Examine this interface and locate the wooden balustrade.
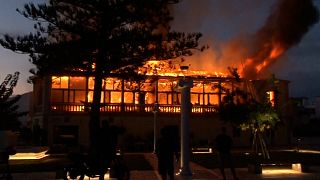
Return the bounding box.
[50,103,217,113]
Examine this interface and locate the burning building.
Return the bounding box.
[30,60,290,150]
[29,0,318,150]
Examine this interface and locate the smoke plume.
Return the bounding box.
[171,0,319,79]
[238,0,319,78]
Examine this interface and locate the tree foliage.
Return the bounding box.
[218,70,280,158]
[218,70,280,133]
[0,72,26,131]
[0,0,204,150]
[239,102,280,132]
[0,0,203,76]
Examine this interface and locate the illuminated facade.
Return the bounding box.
[30,63,291,150]
[49,75,236,113]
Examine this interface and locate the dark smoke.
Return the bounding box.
[243,0,320,78]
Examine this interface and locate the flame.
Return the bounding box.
[140,60,228,77]
[239,41,285,77]
[256,42,285,73]
[51,60,233,112]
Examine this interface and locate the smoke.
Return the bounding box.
[242,0,320,78]
[171,0,319,79]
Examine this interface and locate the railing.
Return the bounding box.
[50,103,218,113]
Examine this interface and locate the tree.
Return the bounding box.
[0,0,204,156]
[0,72,26,131]
[218,69,280,159]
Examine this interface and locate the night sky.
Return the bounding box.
[0,0,320,101]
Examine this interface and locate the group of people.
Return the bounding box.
[96,120,238,180]
[155,126,239,180]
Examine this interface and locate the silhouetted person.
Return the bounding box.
[98,120,111,179]
[98,118,125,180]
[215,127,238,180]
[109,155,130,180]
[156,127,179,180]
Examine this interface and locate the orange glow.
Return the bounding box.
[50,60,236,112]
[10,151,48,160]
[140,61,227,77]
[262,169,301,175]
[239,42,285,76]
[267,91,275,107]
[256,42,285,73]
[52,76,69,88]
[239,58,254,77]
[270,42,285,59]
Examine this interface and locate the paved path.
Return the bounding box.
[7,153,320,179]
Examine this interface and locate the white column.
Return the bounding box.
[153,103,159,153]
[153,79,159,153]
[178,78,193,177]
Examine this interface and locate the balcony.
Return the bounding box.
[50,103,218,114]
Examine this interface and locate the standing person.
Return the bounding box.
[156,127,179,180]
[215,127,239,180]
[99,117,126,180]
[98,120,112,180]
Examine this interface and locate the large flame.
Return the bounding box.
[240,0,319,78]
[239,41,285,77]
[140,60,228,77]
[171,0,319,80]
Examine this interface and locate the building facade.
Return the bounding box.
[30,70,291,151]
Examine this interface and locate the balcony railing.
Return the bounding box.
[50,103,218,114]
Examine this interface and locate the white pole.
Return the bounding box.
[153,80,159,153]
[178,78,193,177]
[153,103,158,153]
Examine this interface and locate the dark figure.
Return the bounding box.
[98,120,114,180]
[0,147,15,180]
[156,127,179,180]
[109,155,130,180]
[98,119,125,180]
[215,127,238,180]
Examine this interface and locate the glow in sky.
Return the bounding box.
[0,0,319,99]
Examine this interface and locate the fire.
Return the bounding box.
[239,41,285,77]
[51,60,237,113]
[256,42,285,73]
[140,60,228,78]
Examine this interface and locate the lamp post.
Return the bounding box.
[153,102,159,153]
[178,66,193,178]
[153,79,159,153]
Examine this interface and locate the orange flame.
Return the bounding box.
[239,41,285,77]
[256,42,285,72]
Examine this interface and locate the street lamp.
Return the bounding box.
[153,102,159,153]
[153,79,159,153]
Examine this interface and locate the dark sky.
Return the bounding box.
[171,0,320,100]
[0,0,319,100]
